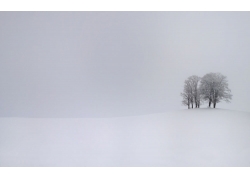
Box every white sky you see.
[0,12,250,117]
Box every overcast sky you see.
[0,12,250,118]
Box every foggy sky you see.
[0,12,250,118]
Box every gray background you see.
[0,12,249,118]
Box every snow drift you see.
[0,108,250,166]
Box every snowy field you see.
[0,108,250,166]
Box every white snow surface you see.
[1,108,250,166]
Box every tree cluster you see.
[181,73,232,109]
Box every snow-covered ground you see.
[0,108,250,166]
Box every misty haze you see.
[0,12,250,166]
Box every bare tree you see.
[181,92,190,109]
[181,79,192,109]
[199,73,214,107]
[188,75,201,108]
[196,88,202,108]
[181,75,201,109]
[200,73,232,108]
[211,73,232,108]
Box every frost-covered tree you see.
[199,73,214,107]
[181,75,201,109]
[181,79,192,109]
[200,73,232,108]
[196,88,202,108]
[188,75,201,108]
[181,91,191,109]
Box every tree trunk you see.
[209,101,211,107]
[214,102,216,108]
[192,103,193,108]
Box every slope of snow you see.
[0,108,250,166]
